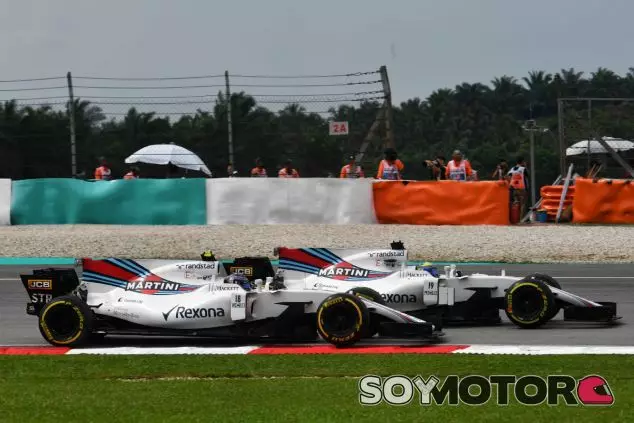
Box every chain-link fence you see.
[0,69,390,180]
[558,98,634,179]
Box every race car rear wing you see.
[20,268,81,316]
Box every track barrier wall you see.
[372,180,511,225]
[205,178,377,224]
[572,178,634,224]
[7,177,632,225]
[0,179,11,226]
[10,178,207,225]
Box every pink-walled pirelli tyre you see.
[38,295,94,347]
[504,279,557,329]
[316,293,370,347]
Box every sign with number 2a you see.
[329,121,349,135]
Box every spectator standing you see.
[278,159,300,178]
[376,148,404,180]
[507,156,530,217]
[492,159,509,180]
[445,150,472,181]
[94,157,112,180]
[227,164,238,177]
[340,155,364,178]
[123,166,140,179]
[425,155,446,180]
[250,158,267,177]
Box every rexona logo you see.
[162,305,226,321]
[382,294,418,304]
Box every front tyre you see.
[525,273,562,319]
[347,287,384,338]
[316,293,369,347]
[504,279,557,329]
[38,295,94,347]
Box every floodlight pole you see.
[522,120,545,208]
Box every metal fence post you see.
[67,72,77,177]
[225,70,234,167]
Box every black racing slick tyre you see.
[316,293,369,347]
[525,273,562,320]
[347,287,385,338]
[504,279,557,329]
[525,273,562,290]
[38,295,94,347]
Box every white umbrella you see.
[125,143,212,176]
[566,137,634,157]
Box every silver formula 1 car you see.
[19,255,446,348]
[220,241,619,330]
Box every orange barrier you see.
[572,178,634,224]
[539,185,576,220]
[372,180,510,225]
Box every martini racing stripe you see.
[107,258,150,278]
[81,271,128,288]
[303,248,340,264]
[278,260,321,274]
[309,248,344,264]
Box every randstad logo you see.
[359,374,614,406]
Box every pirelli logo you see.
[28,279,53,290]
[230,267,253,277]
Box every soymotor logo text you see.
[358,374,614,406]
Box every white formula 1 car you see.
[219,241,619,330]
[19,255,445,348]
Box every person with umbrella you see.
[123,166,140,179]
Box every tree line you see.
[1,67,634,189]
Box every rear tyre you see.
[316,293,369,347]
[38,295,94,347]
[504,279,557,329]
[347,287,384,338]
[525,273,562,319]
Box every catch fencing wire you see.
[226,70,386,176]
[0,76,70,178]
[0,70,386,178]
[69,70,386,177]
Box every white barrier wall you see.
[0,179,11,225]
[205,178,378,224]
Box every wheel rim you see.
[320,301,360,336]
[43,305,81,341]
[511,286,545,321]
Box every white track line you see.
[66,346,261,355]
[455,344,634,355]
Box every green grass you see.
[0,354,631,422]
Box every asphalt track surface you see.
[1,264,633,347]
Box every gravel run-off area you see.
[0,224,633,263]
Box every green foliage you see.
[2,67,634,189]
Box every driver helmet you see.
[417,261,439,277]
[224,273,254,291]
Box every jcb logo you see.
[230,267,253,277]
[28,279,52,290]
